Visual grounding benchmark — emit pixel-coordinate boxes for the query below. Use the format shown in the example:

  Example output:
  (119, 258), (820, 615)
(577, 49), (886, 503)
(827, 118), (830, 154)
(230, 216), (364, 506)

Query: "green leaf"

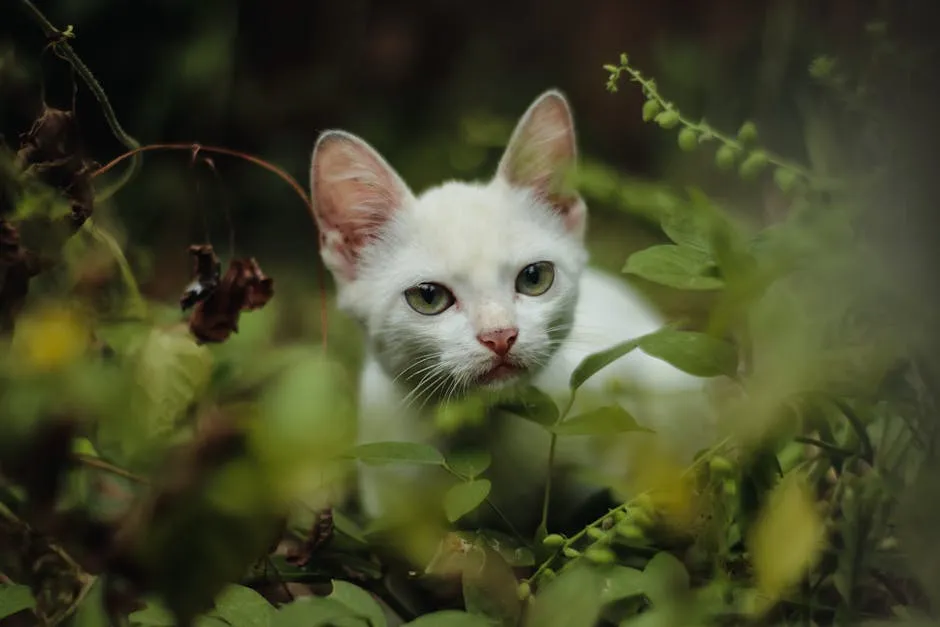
(494, 386), (559, 427)
(552, 406), (653, 436)
(446, 450), (492, 479)
(0, 584), (35, 620)
(462, 545), (522, 627)
(333, 509), (368, 544)
(96, 326), (212, 470)
(209, 585), (275, 627)
(643, 552), (690, 607)
(348, 442), (444, 466)
(623, 245), (724, 291)
(524, 564), (604, 627)
(600, 566), (645, 603)
(273, 597), (365, 627)
(129, 598), (176, 625)
(71, 579), (109, 627)
(403, 611), (492, 627)
(466, 529), (535, 567)
(444, 479), (492, 522)
(638, 330), (737, 378)
(329, 581), (387, 627)
(569, 338), (642, 391)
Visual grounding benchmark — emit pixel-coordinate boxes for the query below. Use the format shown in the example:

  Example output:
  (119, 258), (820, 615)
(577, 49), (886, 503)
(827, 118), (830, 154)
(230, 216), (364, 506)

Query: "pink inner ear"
(498, 93), (581, 224)
(312, 133), (411, 279)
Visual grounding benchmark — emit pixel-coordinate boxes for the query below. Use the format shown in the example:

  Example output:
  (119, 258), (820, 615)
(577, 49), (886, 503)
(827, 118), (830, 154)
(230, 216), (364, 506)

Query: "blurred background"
(2, 0), (940, 359)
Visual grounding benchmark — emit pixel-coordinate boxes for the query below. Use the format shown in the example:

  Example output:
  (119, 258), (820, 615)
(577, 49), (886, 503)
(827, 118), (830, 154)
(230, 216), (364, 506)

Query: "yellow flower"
(14, 306), (89, 372)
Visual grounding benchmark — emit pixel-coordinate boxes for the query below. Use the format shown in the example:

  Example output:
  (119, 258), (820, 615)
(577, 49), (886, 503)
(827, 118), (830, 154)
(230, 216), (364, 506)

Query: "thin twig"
(73, 454), (149, 484)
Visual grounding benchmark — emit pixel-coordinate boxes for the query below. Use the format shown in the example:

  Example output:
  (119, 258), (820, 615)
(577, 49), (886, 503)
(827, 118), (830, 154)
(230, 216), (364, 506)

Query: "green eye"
(404, 282), (455, 315)
(515, 261), (555, 296)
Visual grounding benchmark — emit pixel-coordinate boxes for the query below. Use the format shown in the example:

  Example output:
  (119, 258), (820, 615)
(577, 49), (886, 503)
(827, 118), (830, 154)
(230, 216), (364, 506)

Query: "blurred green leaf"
(129, 598), (176, 625)
(623, 245), (724, 291)
(643, 552), (690, 607)
(328, 581), (387, 627)
(71, 578), (108, 627)
(444, 480), (491, 522)
(494, 386), (559, 427)
(446, 450), (492, 479)
(638, 330), (737, 378)
(461, 530), (535, 567)
(0, 584), (35, 620)
(524, 564), (604, 627)
(569, 338), (641, 391)
(403, 611), (491, 627)
(599, 565), (645, 603)
(462, 545), (521, 627)
(209, 585), (275, 627)
(272, 596), (366, 627)
(349, 442), (445, 466)
(552, 405), (652, 436)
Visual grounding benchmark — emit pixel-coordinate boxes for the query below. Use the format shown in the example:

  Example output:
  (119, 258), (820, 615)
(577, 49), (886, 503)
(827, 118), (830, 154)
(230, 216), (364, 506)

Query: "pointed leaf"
(348, 442), (444, 466)
(0, 584), (35, 620)
(524, 564), (604, 627)
(273, 597), (364, 627)
(495, 386), (559, 427)
(209, 585), (275, 627)
(552, 405), (653, 436)
(569, 338), (642, 391)
(643, 552), (690, 607)
(329, 581), (387, 627)
(444, 480), (491, 522)
(600, 566), (646, 603)
(403, 611), (492, 627)
(462, 545), (522, 627)
(638, 330), (737, 378)
(623, 245), (724, 291)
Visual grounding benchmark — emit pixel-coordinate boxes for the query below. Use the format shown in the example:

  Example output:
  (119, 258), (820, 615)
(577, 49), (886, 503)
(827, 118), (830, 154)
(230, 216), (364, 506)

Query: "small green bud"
(585, 546), (616, 565)
(722, 478), (738, 497)
(615, 522), (645, 541)
(739, 151), (769, 179)
(614, 509), (628, 523)
(620, 52), (629, 65)
(715, 144), (737, 170)
(603, 64), (619, 74)
(737, 121), (758, 143)
(562, 547), (581, 559)
(655, 110), (680, 129)
(629, 507), (655, 528)
(642, 100), (662, 122)
(773, 167), (798, 192)
(587, 527), (607, 541)
(708, 455), (734, 476)
(678, 128), (698, 152)
(541, 568), (556, 582)
(542, 533), (565, 547)
(633, 493), (653, 510)
(517, 581), (532, 600)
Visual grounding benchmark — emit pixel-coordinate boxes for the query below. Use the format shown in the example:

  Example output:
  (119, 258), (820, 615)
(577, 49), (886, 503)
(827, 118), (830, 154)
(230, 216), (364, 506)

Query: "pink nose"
(476, 328), (518, 357)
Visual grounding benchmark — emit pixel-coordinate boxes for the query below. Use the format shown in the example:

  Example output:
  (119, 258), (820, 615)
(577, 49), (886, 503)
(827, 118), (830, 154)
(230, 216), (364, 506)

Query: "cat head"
(310, 90), (589, 401)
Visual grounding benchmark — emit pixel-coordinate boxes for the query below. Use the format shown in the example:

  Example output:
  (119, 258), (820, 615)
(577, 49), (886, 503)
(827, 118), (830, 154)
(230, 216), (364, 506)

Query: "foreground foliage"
(0, 4), (937, 627)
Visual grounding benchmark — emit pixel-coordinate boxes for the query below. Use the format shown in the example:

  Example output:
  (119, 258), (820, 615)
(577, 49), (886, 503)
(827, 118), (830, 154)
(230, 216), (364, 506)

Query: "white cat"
(309, 90), (715, 527)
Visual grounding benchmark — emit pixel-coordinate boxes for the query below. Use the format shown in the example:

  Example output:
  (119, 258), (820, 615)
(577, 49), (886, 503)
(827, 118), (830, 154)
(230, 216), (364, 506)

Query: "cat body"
(309, 91), (713, 527)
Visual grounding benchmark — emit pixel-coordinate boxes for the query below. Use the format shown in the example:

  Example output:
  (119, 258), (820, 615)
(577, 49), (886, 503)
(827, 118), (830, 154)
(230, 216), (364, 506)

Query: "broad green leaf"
(524, 564), (604, 627)
(129, 598), (175, 625)
(599, 565), (645, 603)
(457, 530), (535, 567)
(273, 597), (366, 627)
(638, 330), (737, 378)
(552, 406), (653, 436)
(462, 545), (522, 627)
(403, 611), (492, 627)
(569, 338), (642, 391)
(71, 578), (109, 627)
(209, 585), (275, 627)
(623, 245), (724, 291)
(349, 442), (444, 466)
(495, 386), (559, 427)
(444, 480), (491, 522)
(446, 450), (492, 479)
(643, 552), (690, 607)
(328, 581), (387, 627)
(0, 584), (35, 620)
(96, 326), (212, 470)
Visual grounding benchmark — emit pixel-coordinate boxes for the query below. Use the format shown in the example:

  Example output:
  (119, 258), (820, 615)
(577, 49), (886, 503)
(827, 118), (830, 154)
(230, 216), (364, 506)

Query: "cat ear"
(310, 130), (415, 282)
(497, 90), (586, 235)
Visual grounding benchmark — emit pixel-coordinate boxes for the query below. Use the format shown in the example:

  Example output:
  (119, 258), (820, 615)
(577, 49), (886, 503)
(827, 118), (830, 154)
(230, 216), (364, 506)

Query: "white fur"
(309, 90), (716, 522)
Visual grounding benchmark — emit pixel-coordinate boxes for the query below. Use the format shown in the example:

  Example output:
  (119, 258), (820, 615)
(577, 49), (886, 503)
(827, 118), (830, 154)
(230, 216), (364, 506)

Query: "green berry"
(642, 100), (662, 122)
(715, 144), (737, 170)
(542, 533), (565, 547)
(737, 121), (758, 143)
(587, 527), (607, 541)
(739, 151), (769, 179)
(562, 547), (581, 559)
(517, 581), (532, 600)
(773, 167), (798, 192)
(708, 455), (734, 476)
(615, 522), (645, 541)
(585, 546), (616, 565)
(655, 110), (680, 129)
(678, 128), (698, 151)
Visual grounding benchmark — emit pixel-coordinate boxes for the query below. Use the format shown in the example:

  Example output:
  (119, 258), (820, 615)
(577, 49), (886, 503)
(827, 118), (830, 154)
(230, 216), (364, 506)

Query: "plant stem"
(17, 0), (141, 200)
(73, 453), (149, 484)
(538, 394), (574, 535)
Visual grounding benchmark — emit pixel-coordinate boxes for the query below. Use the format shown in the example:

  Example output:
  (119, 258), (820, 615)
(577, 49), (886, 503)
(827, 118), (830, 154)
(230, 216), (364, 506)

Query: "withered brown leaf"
(181, 244), (274, 343)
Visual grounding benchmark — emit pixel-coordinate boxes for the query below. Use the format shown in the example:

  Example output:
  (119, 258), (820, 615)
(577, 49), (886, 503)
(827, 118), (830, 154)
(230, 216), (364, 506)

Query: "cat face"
(310, 91), (589, 402)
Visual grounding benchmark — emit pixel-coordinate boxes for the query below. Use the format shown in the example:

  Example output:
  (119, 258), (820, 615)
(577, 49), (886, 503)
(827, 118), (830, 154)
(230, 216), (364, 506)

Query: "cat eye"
(404, 282), (455, 315)
(515, 261), (555, 296)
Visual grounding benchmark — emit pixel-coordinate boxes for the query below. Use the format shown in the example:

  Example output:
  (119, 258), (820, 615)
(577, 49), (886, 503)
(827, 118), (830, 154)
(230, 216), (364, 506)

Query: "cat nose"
(476, 327), (518, 357)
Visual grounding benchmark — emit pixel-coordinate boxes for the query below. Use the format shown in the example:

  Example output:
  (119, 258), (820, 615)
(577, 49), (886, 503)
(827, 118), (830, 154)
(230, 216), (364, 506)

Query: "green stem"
(84, 218), (147, 318)
(537, 394), (575, 535)
(18, 0), (141, 201)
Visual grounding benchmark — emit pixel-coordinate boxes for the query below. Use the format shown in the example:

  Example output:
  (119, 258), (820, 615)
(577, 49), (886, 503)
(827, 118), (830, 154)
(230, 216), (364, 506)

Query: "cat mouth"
(477, 360), (526, 385)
